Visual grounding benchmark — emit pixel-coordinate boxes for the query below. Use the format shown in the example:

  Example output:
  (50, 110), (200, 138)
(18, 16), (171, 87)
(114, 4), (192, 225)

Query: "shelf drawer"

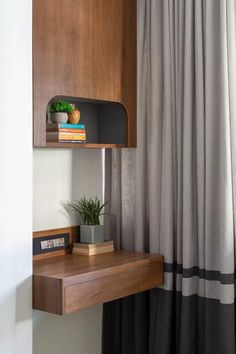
(64, 258), (163, 314)
(33, 251), (164, 315)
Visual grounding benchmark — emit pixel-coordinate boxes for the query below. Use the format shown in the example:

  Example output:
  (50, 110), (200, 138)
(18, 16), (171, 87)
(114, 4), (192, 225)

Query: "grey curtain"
(102, 0), (236, 353)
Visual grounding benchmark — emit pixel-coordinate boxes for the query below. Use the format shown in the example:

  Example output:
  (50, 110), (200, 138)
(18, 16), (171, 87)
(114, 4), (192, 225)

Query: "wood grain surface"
(45, 143), (126, 149)
(33, 251), (163, 314)
(33, 0), (136, 147)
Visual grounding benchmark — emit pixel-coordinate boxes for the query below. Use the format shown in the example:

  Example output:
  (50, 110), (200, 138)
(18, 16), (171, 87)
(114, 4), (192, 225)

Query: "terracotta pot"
(68, 109), (81, 124)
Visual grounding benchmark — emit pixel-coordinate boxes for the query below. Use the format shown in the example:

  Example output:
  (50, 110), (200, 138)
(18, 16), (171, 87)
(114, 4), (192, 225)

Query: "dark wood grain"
(33, 251), (163, 314)
(33, 225), (79, 240)
(122, 0), (137, 147)
(33, 250), (65, 261)
(45, 143), (126, 149)
(33, 275), (64, 315)
(33, 0), (136, 148)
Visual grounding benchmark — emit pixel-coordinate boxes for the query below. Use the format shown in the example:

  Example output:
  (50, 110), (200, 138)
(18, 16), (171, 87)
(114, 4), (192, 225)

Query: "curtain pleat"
(102, 1), (236, 353)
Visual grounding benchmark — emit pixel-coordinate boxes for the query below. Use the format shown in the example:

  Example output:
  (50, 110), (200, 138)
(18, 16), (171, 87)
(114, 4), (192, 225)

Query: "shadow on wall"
(33, 148), (104, 354)
(71, 149), (104, 201)
(33, 305), (102, 354)
(0, 276), (32, 354)
(59, 149), (104, 224)
(16, 276), (32, 323)
(0, 277), (31, 329)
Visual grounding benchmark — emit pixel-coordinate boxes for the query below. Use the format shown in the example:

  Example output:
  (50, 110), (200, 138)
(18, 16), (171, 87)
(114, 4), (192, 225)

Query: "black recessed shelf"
(47, 96), (128, 148)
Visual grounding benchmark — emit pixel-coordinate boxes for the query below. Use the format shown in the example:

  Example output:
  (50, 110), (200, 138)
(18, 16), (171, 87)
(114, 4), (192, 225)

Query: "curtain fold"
(103, 1), (236, 353)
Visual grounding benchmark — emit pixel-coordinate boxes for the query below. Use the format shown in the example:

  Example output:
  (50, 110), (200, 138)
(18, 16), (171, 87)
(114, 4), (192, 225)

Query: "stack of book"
(72, 240), (114, 256)
(46, 123), (86, 143)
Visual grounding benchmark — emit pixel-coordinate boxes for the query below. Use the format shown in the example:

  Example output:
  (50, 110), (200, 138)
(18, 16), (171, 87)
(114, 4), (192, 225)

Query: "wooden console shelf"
(33, 251), (163, 315)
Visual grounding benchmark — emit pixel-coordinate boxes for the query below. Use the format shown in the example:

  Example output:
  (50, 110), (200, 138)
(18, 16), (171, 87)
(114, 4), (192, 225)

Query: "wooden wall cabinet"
(33, 0), (136, 148)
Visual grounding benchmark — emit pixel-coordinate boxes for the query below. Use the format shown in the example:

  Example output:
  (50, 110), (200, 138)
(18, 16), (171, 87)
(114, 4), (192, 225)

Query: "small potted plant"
(50, 100), (73, 123)
(67, 197), (107, 244)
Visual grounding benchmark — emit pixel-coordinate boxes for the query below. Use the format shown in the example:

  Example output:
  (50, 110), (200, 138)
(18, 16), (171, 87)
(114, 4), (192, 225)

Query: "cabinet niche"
(47, 96), (127, 147)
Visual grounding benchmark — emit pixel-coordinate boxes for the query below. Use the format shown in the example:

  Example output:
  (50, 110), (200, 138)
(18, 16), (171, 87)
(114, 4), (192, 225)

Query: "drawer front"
(33, 275), (63, 315)
(64, 260), (163, 314)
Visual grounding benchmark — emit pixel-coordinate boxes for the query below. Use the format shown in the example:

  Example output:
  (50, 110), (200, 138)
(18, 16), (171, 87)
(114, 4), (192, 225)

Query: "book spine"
(58, 135), (86, 140)
(72, 248), (113, 256)
(47, 133), (86, 140)
(57, 140), (86, 143)
(73, 246), (114, 252)
(58, 123), (85, 129)
(47, 123), (85, 129)
(47, 128), (86, 133)
(73, 241), (114, 250)
(47, 137), (86, 143)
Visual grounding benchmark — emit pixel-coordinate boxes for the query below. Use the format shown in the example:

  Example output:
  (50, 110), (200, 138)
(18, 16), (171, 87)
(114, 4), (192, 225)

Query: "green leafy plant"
(50, 100), (73, 113)
(66, 197), (107, 225)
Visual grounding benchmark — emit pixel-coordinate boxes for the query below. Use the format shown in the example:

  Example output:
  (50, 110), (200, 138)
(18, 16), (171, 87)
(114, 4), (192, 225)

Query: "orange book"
(47, 132), (86, 139)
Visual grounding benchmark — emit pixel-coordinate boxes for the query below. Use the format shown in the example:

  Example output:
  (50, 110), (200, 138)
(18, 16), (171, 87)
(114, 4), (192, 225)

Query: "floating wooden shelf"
(46, 143), (126, 149)
(33, 251), (163, 315)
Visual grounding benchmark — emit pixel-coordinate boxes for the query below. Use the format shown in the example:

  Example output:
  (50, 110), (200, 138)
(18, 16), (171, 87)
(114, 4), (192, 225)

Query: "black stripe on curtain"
(164, 263), (235, 284)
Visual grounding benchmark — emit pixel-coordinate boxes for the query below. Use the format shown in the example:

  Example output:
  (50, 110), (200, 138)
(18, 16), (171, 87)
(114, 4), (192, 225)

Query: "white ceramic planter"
(80, 225), (104, 244)
(50, 112), (68, 124)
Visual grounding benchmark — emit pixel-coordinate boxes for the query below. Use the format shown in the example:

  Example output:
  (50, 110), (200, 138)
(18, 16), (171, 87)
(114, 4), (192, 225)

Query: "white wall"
(33, 149), (103, 354)
(0, 1), (32, 354)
